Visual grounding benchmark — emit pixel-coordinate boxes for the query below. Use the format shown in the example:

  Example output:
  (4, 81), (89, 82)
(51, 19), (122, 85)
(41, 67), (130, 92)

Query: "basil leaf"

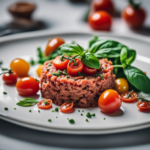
(61, 44), (84, 56)
(81, 53), (100, 69)
(124, 66), (150, 93)
(100, 41), (119, 49)
(94, 52), (120, 58)
(126, 49), (136, 65)
(17, 98), (38, 107)
(89, 35), (99, 47)
(120, 47), (128, 67)
(113, 58), (120, 76)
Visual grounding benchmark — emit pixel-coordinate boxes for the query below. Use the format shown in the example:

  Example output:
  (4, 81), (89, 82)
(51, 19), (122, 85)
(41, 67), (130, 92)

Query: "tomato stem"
(60, 55), (78, 66)
(128, 0), (141, 10)
(137, 96), (150, 102)
(0, 68), (13, 75)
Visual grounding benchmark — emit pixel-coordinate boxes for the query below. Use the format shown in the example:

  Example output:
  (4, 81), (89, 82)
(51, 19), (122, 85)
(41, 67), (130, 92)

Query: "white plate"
(0, 31), (150, 134)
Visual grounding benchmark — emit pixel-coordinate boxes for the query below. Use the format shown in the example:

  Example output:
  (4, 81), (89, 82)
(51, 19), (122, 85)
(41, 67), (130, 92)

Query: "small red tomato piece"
(45, 37), (65, 56)
(121, 91), (138, 103)
(53, 56), (69, 70)
(2, 71), (17, 84)
(67, 58), (83, 76)
(137, 101), (150, 111)
(60, 102), (74, 113)
(122, 5), (146, 28)
(16, 77), (39, 96)
(88, 11), (112, 31)
(98, 89), (122, 113)
(83, 65), (97, 75)
(37, 99), (52, 110)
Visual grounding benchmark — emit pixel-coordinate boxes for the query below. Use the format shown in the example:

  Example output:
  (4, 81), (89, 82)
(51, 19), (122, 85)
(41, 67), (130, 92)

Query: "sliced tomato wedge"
(83, 65), (97, 75)
(103, 68), (108, 73)
(137, 101), (150, 111)
(53, 56), (69, 70)
(121, 91), (138, 103)
(37, 99), (52, 109)
(60, 101), (74, 113)
(67, 58), (83, 76)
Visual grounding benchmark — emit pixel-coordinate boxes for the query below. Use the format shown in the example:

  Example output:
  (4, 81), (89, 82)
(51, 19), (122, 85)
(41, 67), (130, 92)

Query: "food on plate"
(16, 77), (39, 96)
(88, 11), (112, 31)
(16, 98), (38, 107)
(45, 37), (65, 56)
(60, 101), (74, 113)
(36, 64), (42, 77)
(40, 58), (115, 107)
(10, 58), (30, 77)
(122, 0), (146, 28)
(121, 90), (138, 103)
(37, 99), (52, 109)
(98, 89), (122, 113)
(90, 0), (116, 16)
(115, 78), (129, 94)
(137, 96), (150, 111)
(0, 68), (17, 84)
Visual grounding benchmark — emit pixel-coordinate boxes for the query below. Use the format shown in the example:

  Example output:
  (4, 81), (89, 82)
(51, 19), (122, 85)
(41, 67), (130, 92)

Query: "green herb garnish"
(66, 75), (69, 78)
(48, 62), (52, 66)
(48, 119), (51, 122)
(52, 70), (62, 76)
(55, 108), (59, 112)
(56, 116), (58, 118)
(73, 78), (76, 81)
(68, 119), (75, 124)
(104, 118), (106, 120)
(78, 110), (80, 112)
(78, 71), (85, 77)
(46, 68), (49, 71)
(4, 107), (8, 111)
(86, 112), (95, 118)
(35, 78), (39, 82)
(0, 60), (3, 67)
(44, 101), (49, 105)
(0, 68), (13, 75)
(38, 110), (40, 113)
(3, 92), (7, 95)
(137, 96), (150, 102)
(81, 114), (83, 116)
(16, 98), (38, 107)
(29, 110), (32, 112)
(86, 119), (89, 122)
(127, 90), (134, 98)
(82, 110), (84, 112)
(14, 108), (16, 110)
(29, 58), (36, 66)
(63, 69), (68, 75)
(99, 74), (104, 79)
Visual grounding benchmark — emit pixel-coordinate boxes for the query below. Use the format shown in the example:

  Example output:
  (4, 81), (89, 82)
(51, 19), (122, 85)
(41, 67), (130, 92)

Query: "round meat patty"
(40, 58), (115, 108)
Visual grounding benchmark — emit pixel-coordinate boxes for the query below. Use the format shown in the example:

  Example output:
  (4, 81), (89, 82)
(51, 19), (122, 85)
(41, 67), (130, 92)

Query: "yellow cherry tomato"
(36, 64), (42, 77)
(10, 58), (30, 77)
(115, 78), (129, 94)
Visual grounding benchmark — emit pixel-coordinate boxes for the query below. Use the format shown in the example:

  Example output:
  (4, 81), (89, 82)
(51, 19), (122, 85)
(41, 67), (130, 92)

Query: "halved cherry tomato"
(88, 11), (112, 31)
(90, 0), (115, 16)
(45, 37), (65, 56)
(83, 65), (97, 75)
(36, 64), (42, 77)
(98, 89), (122, 113)
(53, 56), (69, 70)
(121, 91), (138, 103)
(60, 101), (74, 113)
(103, 68), (109, 73)
(16, 77), (39, 96)
(37, 99), (52, 109)
(122, 4), (146, 29)
(10, 58), (30, 77)
(137, 101), (150, 111)
(2, 71), (17, 84)
(67, 58), (83, 76)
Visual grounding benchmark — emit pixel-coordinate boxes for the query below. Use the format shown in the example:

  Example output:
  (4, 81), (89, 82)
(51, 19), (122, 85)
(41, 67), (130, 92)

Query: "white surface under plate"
(0, 31), (150, 134)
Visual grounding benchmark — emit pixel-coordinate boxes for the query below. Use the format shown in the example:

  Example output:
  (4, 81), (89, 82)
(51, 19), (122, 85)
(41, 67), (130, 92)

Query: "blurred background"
(0, 0), (150, 36)
(1, 0), (150, 150)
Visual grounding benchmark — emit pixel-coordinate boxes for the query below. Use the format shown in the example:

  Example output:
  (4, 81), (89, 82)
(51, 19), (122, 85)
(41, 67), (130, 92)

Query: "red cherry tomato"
(121, 91), (138, 103)
(52, 56), (69, 70)
(90, 0), (115, 16)
(2, 71), (17, 84)
(37, 99), (52, 110)
(16, 77), (39, 96)
(83, 65), (97, 75)
(45, 37), (65, 56)
(122, 5), (146, 28)
(88, 11), (112, 31)
(67, 58), (83, 76)
(137, 101), (150, 111)
(98, 89), (122, 113)
(60, 102), (74, 113)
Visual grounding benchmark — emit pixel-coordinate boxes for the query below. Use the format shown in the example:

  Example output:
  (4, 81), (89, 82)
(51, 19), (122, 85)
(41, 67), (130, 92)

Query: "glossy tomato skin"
(67, 58), (83, 76)
(90, 0), (115, 16)
(115, 78), (129, 94)
(10, 58), (30, 77)
(36, 64), (42, 77)
(60, 102), (74, 113)
(83, 65), (97, 75)
(2, 71), (17, 84)
(16, 77), (39, 96)
(98, 89), (122, 113)
(137, 101), (150, 111)
(122, 5), (146, 28)
(88, 11), (112, 31)
(53, 56), (69, 70)
(45, 37), (65, 56)
(121, 91), (138, 103)
(37, 99), (52, 109)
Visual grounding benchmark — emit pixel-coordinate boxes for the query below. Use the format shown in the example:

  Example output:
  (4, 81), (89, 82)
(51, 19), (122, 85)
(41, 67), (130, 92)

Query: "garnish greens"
(137, 96), (150, 102)
(52, 70), (62, 76)
(38, 110), (40, 113)
(55, 108), (59, 112)
(4, 107), (8, 111)
(3, 92), (7, 95)
(0, 60), (3, 67)
(68, 119), (75, 124)
(48, 119), (51, 122)
(86, 119), (89, 122)
(127, 90), (134, 98)
(77, 71), (85, 77)
(14, 108), (16, 110)
(81, 114), (83, 116)
(29, 110), (32, 112)
(44, 101), (49, 105)
(29, 58), (36, 66)
(16, 98), (38, 107)
(86, 112), (95, 118)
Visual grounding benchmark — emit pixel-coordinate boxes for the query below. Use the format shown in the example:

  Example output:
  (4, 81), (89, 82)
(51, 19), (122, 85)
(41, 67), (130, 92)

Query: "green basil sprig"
(61, 44), (100, 69)
(16, 98), (38, 107)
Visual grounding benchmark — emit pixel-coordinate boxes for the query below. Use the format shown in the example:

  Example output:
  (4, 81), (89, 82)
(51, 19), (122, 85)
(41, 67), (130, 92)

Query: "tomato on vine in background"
(122, 0), (146, 28)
